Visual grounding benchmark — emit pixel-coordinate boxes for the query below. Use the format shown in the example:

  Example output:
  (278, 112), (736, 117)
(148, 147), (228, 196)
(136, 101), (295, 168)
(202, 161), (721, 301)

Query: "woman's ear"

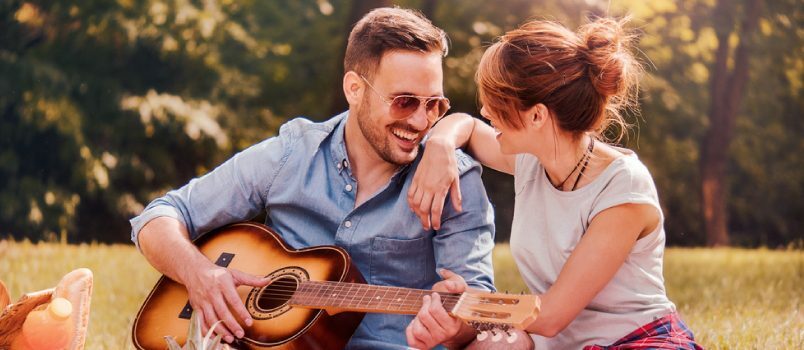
(524, 103), (550, 129)
(343, 71), (364, 105)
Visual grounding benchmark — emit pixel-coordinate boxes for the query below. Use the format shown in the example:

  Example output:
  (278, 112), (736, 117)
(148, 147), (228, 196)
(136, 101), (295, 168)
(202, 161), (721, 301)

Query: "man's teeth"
(392, 128), (417, 141)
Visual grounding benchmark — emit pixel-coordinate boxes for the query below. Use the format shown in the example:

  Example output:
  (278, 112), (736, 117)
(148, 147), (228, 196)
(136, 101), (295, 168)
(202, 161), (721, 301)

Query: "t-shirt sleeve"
(589, 158), (664, 226)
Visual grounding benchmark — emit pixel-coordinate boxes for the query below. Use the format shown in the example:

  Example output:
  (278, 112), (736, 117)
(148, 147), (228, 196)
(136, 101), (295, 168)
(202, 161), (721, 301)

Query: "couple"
(130, 7), (700, 350)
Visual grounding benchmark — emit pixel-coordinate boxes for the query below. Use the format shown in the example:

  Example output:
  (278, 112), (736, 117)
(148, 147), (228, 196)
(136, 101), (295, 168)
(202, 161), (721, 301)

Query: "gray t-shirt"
(510, 149), (676, 349)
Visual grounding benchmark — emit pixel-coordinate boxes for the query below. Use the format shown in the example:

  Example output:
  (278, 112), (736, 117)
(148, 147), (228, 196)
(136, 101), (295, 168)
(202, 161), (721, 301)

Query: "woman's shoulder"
(596, 146), (658, 198)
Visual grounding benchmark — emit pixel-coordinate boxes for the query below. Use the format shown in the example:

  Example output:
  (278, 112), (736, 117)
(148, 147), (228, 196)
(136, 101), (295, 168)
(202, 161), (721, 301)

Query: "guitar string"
(252, 280), (469, 301)
(252, 280), (511, 303)
(247, 281), (514, 307)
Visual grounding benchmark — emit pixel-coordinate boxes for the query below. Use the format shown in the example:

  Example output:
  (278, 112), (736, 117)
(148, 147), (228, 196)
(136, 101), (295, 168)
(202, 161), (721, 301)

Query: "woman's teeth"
(392, 128), (417, 141)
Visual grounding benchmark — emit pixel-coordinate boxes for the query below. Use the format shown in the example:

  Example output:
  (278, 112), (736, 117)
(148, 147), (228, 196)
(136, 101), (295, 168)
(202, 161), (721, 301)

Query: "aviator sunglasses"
(360, 75), (450, 122)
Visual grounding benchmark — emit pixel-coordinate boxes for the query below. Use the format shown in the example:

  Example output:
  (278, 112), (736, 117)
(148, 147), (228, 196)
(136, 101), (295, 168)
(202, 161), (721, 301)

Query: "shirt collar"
(329, 110), (418, 182)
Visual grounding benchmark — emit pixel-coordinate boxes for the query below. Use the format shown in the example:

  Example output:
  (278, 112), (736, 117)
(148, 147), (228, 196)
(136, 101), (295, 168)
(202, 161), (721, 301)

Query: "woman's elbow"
(527, 315), (570, 338)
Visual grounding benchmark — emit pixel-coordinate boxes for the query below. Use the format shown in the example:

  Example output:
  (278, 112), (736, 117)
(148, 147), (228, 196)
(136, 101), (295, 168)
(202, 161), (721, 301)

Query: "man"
(130, 7), (494, 349)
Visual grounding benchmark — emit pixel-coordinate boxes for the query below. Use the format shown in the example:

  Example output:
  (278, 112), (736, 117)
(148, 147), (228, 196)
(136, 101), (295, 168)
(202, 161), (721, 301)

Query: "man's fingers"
(406, 319), (427, 350)
(405, 323), (419, 349)
(212, 297), (241, 342)
(416, 295), (447, 337)
(221, 283), (253, 327)
(410, 317), (434, 349)
(202, 303), (233, 343)
(438, 269), (466, 293)
(428, 293), (458, 330)
(232, 269), (270, 287)
(439, 268), (466, 282)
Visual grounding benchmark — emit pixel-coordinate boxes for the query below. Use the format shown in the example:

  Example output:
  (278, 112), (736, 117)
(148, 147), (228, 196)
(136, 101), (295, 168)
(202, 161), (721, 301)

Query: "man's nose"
(407, 103), (431, 130)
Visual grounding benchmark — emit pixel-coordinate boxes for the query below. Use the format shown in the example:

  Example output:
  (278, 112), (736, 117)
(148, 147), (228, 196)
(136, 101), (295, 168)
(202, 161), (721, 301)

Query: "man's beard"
(355, 97), (420, 166)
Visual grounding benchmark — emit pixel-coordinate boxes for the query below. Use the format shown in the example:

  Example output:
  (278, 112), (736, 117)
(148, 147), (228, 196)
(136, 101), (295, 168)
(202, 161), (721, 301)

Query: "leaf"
(164, 336), (184, 350)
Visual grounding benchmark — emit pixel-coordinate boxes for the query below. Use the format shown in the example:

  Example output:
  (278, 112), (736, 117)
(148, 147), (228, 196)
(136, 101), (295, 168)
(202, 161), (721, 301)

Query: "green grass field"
(1, 240), (801, 349)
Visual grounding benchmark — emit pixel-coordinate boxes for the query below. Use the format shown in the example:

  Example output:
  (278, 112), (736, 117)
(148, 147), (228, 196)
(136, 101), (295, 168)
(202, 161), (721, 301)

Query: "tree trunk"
(420, 0), (438, 20)
(328, 0), (391, 116)
(701, 0), (762, 246)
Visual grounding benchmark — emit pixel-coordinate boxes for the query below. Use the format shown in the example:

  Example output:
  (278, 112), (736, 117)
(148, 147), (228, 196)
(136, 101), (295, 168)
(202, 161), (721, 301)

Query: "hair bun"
(578, 17), (638, 98)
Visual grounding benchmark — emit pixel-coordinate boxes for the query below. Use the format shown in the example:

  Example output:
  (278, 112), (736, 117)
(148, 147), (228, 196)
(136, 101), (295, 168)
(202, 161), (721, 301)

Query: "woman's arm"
(409, 113), (514, 229)
(430, 112), (515, 173)
(525, 203), (660, 336)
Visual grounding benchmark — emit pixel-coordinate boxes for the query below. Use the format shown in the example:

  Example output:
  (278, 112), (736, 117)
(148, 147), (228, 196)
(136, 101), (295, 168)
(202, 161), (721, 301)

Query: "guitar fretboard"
(289, 281), (462, 315)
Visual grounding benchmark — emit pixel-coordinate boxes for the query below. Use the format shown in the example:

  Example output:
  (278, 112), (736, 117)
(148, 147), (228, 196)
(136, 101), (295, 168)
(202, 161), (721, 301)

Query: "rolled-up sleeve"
(432, 151), (496, 292)
(129, 123), (297, 250)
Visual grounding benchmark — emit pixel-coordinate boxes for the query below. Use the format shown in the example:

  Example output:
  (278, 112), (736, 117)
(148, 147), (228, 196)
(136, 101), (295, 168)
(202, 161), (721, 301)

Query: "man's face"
(355, 51), (444, 166)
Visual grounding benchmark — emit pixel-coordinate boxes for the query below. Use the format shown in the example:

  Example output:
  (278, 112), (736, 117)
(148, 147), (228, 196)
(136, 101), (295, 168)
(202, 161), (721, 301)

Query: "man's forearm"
(138, 216), (212, 285)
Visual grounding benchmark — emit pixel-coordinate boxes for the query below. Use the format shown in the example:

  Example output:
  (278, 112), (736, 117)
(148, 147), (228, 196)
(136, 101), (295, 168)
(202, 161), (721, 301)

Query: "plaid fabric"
(583, 313), (704, 350)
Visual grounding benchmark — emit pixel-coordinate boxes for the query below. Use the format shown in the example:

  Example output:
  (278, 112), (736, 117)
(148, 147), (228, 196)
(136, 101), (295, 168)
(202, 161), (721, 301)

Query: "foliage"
(0, 0), (800, 246)
(164, 312), (233, 350)
(1, 241), (801, 349)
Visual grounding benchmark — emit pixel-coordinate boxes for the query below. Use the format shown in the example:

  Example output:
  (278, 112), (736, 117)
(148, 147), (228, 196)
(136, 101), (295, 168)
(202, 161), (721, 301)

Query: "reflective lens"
(361, 75), (450, 122)
(389, 95), (450, 121)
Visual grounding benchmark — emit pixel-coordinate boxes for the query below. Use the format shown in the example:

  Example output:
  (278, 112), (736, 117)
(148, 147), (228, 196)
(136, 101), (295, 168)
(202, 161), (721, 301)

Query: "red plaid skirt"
(583, 313), (703, 349)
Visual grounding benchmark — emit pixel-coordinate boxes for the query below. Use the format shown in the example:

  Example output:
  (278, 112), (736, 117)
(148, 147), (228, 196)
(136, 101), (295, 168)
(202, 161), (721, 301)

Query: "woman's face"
(480, 105), (534, 155)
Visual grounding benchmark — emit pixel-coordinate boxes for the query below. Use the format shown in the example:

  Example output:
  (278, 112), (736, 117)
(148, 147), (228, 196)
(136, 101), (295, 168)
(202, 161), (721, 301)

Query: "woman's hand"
(408, 136), (462, 230)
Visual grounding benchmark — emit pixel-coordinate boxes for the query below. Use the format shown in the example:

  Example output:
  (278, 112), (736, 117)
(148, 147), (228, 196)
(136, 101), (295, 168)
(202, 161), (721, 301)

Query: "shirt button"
(336, 162), (342, 170)
(344, 220), (352, 228)
(345, 184), (353, 192)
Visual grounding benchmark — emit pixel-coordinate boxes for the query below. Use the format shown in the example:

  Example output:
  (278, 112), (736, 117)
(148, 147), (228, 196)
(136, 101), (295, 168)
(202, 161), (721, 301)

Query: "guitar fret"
(311, 282), (325, 307)
(360, 284), (371, 310)
(293, 281), (466, 315)
(341, 283), (353, 308)
(403, 289), (414, 312)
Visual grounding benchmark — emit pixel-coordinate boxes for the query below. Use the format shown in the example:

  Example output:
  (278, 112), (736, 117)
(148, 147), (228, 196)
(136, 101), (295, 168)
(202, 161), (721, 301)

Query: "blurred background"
(1, 0), (801, 248)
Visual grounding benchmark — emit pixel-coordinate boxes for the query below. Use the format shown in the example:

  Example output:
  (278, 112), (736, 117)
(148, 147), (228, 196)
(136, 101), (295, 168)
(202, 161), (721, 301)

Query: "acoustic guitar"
(132, 222), (539, 349)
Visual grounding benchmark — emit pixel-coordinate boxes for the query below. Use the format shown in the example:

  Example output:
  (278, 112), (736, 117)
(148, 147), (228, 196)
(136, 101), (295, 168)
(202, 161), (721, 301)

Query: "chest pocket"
(369, 236), (429, 288)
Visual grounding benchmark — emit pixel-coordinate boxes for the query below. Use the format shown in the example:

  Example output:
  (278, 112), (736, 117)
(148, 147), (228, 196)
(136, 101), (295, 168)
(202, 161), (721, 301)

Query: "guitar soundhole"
(257, 276), (298, 310)
(246, 266), (308, 320)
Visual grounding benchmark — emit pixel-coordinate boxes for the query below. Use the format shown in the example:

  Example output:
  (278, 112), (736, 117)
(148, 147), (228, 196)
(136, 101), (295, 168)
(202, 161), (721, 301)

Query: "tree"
(701, 0), (762, 246)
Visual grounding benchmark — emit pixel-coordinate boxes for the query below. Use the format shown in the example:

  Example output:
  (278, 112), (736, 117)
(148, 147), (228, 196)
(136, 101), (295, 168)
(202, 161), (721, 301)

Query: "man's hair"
(344, 7), (448, 79)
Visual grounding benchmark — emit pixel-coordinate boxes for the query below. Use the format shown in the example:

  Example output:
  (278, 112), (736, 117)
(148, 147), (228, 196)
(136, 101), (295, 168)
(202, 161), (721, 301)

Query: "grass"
(1, 240), (801, 349)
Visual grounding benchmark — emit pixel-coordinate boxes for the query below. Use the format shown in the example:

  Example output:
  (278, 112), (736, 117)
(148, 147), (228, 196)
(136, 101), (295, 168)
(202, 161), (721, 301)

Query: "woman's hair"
(476, 17), (641, 141)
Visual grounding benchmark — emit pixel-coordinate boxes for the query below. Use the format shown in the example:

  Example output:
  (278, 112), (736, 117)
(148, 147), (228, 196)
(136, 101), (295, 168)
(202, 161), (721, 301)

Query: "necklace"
(550, 135), (595, 191)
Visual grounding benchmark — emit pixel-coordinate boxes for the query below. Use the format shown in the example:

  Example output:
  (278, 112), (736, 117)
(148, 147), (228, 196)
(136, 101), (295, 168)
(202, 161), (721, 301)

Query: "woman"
(404, 18), (702, 349)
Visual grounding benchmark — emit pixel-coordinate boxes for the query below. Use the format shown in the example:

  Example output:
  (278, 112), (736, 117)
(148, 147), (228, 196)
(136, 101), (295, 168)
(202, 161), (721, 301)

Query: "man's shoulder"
(278, 114), (344, 140)
(453, 149), (482, 176)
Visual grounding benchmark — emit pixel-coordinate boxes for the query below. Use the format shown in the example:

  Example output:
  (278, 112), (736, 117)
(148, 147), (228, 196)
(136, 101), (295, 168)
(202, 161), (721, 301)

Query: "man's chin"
(383, 148), (418, 166)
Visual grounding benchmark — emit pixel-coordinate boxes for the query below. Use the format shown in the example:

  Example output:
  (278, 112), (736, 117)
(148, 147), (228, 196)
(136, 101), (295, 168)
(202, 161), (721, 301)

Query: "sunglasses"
(360, 75), (450, 122)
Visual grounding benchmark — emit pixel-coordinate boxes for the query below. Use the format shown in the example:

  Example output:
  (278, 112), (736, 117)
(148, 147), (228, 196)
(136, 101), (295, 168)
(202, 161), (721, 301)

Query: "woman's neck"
(538, 132), (593, 190)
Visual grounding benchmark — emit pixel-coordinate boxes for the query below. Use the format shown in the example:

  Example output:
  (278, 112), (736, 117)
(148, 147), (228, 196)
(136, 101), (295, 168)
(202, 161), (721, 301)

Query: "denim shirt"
(130, 112), (495, 349)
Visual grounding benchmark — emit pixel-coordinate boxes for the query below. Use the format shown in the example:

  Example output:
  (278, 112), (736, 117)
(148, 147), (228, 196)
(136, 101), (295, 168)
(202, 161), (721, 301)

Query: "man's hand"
(185, 264), (270, 343)
(406, 269), (476, 349)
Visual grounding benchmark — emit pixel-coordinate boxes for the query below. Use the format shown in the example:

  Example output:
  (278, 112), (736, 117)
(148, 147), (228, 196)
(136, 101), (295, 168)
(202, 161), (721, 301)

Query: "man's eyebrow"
(389, 90), (444, 98)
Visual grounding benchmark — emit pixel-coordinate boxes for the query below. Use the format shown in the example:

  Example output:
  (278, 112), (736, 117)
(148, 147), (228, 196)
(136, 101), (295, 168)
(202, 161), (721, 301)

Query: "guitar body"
(132, 222), (365, 350)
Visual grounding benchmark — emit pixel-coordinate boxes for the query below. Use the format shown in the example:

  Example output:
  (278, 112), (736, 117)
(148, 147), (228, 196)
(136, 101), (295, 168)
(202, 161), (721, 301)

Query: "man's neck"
(343, 115), (401, 207)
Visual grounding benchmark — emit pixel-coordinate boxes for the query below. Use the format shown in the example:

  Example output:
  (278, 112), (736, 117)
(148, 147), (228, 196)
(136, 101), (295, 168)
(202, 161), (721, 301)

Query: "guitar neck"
(289, 281), (461, 315)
